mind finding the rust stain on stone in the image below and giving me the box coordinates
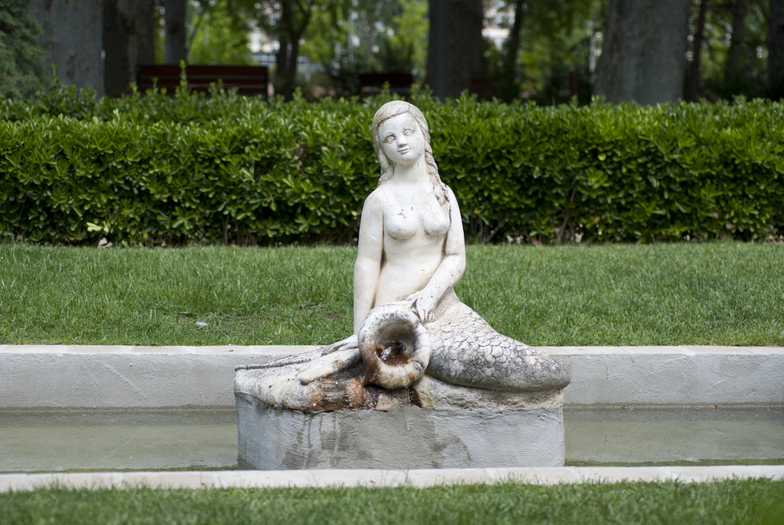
[408,387,423,407]
[305,374,383,411]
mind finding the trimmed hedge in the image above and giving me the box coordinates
[2,85,783,245]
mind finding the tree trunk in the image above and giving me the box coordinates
[137,0,154,65]
[468,0,486,79]
[275,33,290,94]
[32,0,105,96]
[686,0,709,102]
[426,0,480,98]
[500,0,525,99]
[284,35,301,98]
[275,0,311,100]
[769,0,784,99]
[426,0,448,97]
[104,0,155,97]
[594,0,691,105]
[724,0,748,88]
[164,0,186,64]
[278,0,295,98]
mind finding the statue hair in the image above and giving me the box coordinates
[371,101,447,204]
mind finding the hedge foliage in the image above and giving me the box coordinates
[2,84,783,245]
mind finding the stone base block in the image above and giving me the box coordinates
[236,393,564,470]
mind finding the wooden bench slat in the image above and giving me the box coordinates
[136,64,268,97]
[358,72,413,95]
[359,72,413,87]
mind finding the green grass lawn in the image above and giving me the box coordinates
[1,479,783,525]
[1,242,782,346]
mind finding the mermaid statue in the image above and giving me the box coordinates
[236,101,570,412]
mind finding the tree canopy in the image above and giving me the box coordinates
[0,0,51,99]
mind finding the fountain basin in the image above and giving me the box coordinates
[1,345,781,472]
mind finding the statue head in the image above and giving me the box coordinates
[371,101,446,203]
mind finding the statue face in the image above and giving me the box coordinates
[378,113,425,168]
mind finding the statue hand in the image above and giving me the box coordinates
[296,336,360,385]
[405,290,437,324]
[320,334,358,355]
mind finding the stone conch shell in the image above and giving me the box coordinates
[358,302,431,390]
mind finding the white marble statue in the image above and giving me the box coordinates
[235,105,570,469]
[293,101,570,393]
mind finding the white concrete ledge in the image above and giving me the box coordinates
[545,346,784,407]
[1,466,783,492]
[1,345,782,409]
[0,345,316,410]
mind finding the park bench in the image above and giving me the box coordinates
[136,64,269,96]
[359,72,414,95]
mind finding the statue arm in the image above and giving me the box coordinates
[407,187,466,322]
[353,192,384,333]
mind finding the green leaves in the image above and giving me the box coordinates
[1,94,783,245]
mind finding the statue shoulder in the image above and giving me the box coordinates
[361,187,387,217]
[364,186,388,208]
[443,184,460,207]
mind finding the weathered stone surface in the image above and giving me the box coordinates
[236,393,565,470]
[235,352,566,469]
[426,300,570,391]
[235,360,564,413]
[413,375,564,411]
